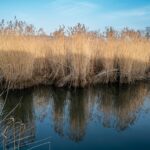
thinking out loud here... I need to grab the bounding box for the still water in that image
[0,82,150,150]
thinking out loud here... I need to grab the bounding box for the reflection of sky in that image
[0,0,150,33]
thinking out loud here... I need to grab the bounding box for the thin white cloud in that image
[46,0,99,16]
[112,6,150,17]
[91,5,149,22]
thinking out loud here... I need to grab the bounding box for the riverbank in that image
[0,23,150,89]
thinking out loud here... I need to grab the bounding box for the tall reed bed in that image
[0,19,149,88]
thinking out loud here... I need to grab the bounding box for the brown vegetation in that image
[0,18,150,89]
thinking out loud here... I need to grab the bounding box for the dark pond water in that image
[0,82,150,150]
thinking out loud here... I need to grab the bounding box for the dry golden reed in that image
[0,19,149,89]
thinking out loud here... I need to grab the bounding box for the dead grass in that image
[0,20,150,89]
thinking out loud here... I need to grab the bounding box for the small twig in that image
[19,137,51,149]
[0,82,10,116]
[0,97,22,125]
[4,134,34,148]
[7,125,34,144]
[27,142,51,150]
[0,89,6,97]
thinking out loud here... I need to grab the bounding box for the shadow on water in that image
[0,82,150,149]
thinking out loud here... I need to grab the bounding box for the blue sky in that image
[0,0,150,33]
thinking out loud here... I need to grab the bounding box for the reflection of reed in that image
[49,88,96,142]
[99,83,150,130]
[32,86,51,122]
[50,83,150,141]
[68,90,90,142]
[51,88,68,136]
[0,82,149,145]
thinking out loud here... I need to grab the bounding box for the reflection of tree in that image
[98,83,150,130]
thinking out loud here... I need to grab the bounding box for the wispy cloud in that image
[46,0,99,16]
[112,6,150,17]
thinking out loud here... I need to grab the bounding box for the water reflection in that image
[99,84,149,130]
[0,89,36,149]
[0,82,150,144]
